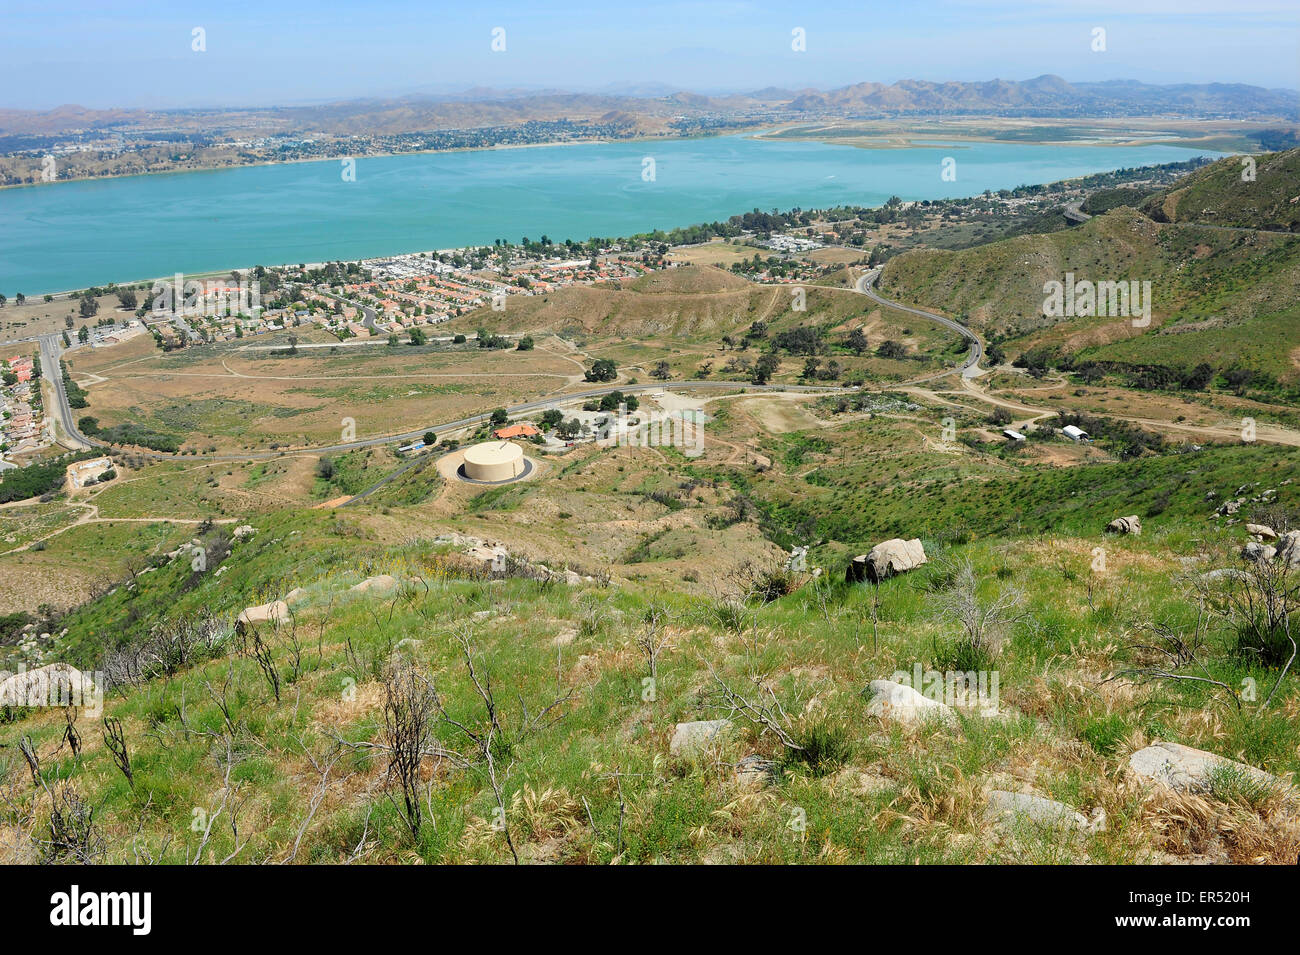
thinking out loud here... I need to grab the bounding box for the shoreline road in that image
[851,269,983,382]
[38,334,93,451]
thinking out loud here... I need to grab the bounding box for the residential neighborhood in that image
[0,353,48,466]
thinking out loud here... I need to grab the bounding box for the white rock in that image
[1245,523,1277,541]
[985,790,1094,833]
[350,574,399,595]
[1105,515,1142,536]
[865,679,955,725]
[1276,530,1300,568]
[849,538,927,583]
[734,755,778,787]
[670,719,732,757]
[1128,741,1279,794]
[237,600,289,627]
[1241,542,1277,562]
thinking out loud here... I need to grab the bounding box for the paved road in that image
[317,289,377,331]
[38,334,93,451]
[851,269,983,382]
[1062,200,1092,224]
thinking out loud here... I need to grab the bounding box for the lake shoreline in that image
[0,135,1224,297]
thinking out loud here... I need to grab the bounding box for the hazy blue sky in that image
[3,0,1297,109]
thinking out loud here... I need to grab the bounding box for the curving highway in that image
[852,269,983,382]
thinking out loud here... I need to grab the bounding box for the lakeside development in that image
[0,133,1227,297]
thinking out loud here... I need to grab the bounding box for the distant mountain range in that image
[1,75,1295,138]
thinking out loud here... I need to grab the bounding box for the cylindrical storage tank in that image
[463,441,524,482]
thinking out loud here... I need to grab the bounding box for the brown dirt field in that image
[65,340,584,452]
[667,241,765,267]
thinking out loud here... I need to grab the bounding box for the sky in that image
[2,0,1297,110]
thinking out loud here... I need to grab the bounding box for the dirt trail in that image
[1,501,237,556]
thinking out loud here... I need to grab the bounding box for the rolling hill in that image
[877,150,1300,384]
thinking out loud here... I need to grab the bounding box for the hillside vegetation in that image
[3,482,1299,864]
[1142,148,1300,231]
[878,150,1300,386]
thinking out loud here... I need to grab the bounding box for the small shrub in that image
[785,721,853,777]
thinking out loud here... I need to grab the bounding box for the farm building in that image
[1061,425,1090,442]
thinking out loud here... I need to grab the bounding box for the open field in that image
[66,338,585,453]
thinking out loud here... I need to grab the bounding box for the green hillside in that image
[877,152,1300,385]
[1142,148,1300,231]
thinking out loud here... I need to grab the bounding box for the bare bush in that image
[41,783,105,864]
[382,660,437,842]
[928,557,1027,668]
[102,717,134,789]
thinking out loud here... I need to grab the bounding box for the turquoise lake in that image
[0,134,1221,295]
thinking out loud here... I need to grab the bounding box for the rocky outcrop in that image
[1245,523,1277,541]
[847,538,927,584]
[1241,541,1277,562]
[1277,530,1300,568]
[864,679,955,725]
[350,575,399,595]
[734,755,778,788]
[1105,515,1142,536]
[985,790,1100,834]
[437,533,600,586]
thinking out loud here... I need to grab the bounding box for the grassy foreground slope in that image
[2,461,1298,864]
